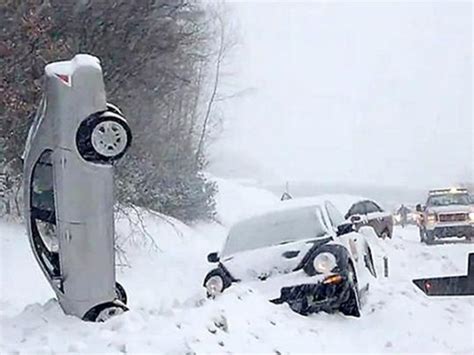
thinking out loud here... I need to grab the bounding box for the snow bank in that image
[1,179,473,353]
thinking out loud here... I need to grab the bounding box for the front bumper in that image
[427,224,474,238]
[270,275,350,315]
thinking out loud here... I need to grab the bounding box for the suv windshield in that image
[427,193,471,207]
[222,206,328,256]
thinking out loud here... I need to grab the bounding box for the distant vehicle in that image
[344,199,394,239]
[23,54,131,322]
[416,187,474,244]
[204,198,378,317]
[413,253,473,296]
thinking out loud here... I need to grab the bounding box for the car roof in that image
[235,194,368,226]
[429,187,469,195]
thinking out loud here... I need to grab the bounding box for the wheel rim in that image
[95,306,125,322]
[91,120,128,157]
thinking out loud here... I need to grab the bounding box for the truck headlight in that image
[205,275,224,297]
[313,252,337,274]
[427,214,437,224]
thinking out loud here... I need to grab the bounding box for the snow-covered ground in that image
[1,180,473,354]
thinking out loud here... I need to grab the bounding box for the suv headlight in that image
[313,252,337,274]
[205,275,224,297]
[469,212,474,222]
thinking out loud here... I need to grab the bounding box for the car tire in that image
[76,111,132,164]
[82,301,128,322]
[203,268,232,298]
[106,102,124,116]
[339,263,361,317]
[380,228,391,240]
[115,282,127,305]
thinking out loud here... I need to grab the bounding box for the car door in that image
[365,201,390,236]
[30,150,62,282]
[345,201,367,222]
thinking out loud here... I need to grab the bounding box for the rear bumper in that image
[428,224,474,238]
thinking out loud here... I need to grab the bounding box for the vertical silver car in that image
[23,54,131,321]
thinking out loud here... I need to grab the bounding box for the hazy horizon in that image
[209,1,473,189]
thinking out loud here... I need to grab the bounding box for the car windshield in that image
[222,205,328,257]
[427,193,471,207]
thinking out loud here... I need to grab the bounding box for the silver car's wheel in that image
[76,110,132,163]
[95,306,126,322]
[91,120,128,157]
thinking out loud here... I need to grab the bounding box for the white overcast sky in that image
[210,1,473,188]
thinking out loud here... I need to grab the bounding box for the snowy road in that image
[1,184,473,353]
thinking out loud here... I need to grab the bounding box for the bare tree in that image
[0,0,233,222]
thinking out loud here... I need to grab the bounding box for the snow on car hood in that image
[221,236,331,282]
[426,205,472,214]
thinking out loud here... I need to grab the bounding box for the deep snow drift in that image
[0,179,473,354]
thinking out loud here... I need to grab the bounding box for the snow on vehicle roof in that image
[44,54,101,77]
[222,204,328,257]
[429,187,469,195]
[277,194,369,215]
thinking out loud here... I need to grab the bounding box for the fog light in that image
[322,274,343,285]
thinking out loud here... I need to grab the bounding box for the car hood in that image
[427,205,472,214]
[220,236,331,282]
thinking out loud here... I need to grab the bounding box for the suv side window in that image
[30,150,60,277]
[365,201,383,214]
[325,201,345,228]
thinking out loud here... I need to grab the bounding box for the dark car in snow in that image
[344,199,394,239]
[203,197,378,317]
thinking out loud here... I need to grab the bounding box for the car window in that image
[325,201,345,227]
[222,205,328,256]
[30,150,60,277]
[365,201,383,213]
[346,201,366,218]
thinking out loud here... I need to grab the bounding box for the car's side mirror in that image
[336,222,354,236]
[415,204,423,212]
[207,252,220,263]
